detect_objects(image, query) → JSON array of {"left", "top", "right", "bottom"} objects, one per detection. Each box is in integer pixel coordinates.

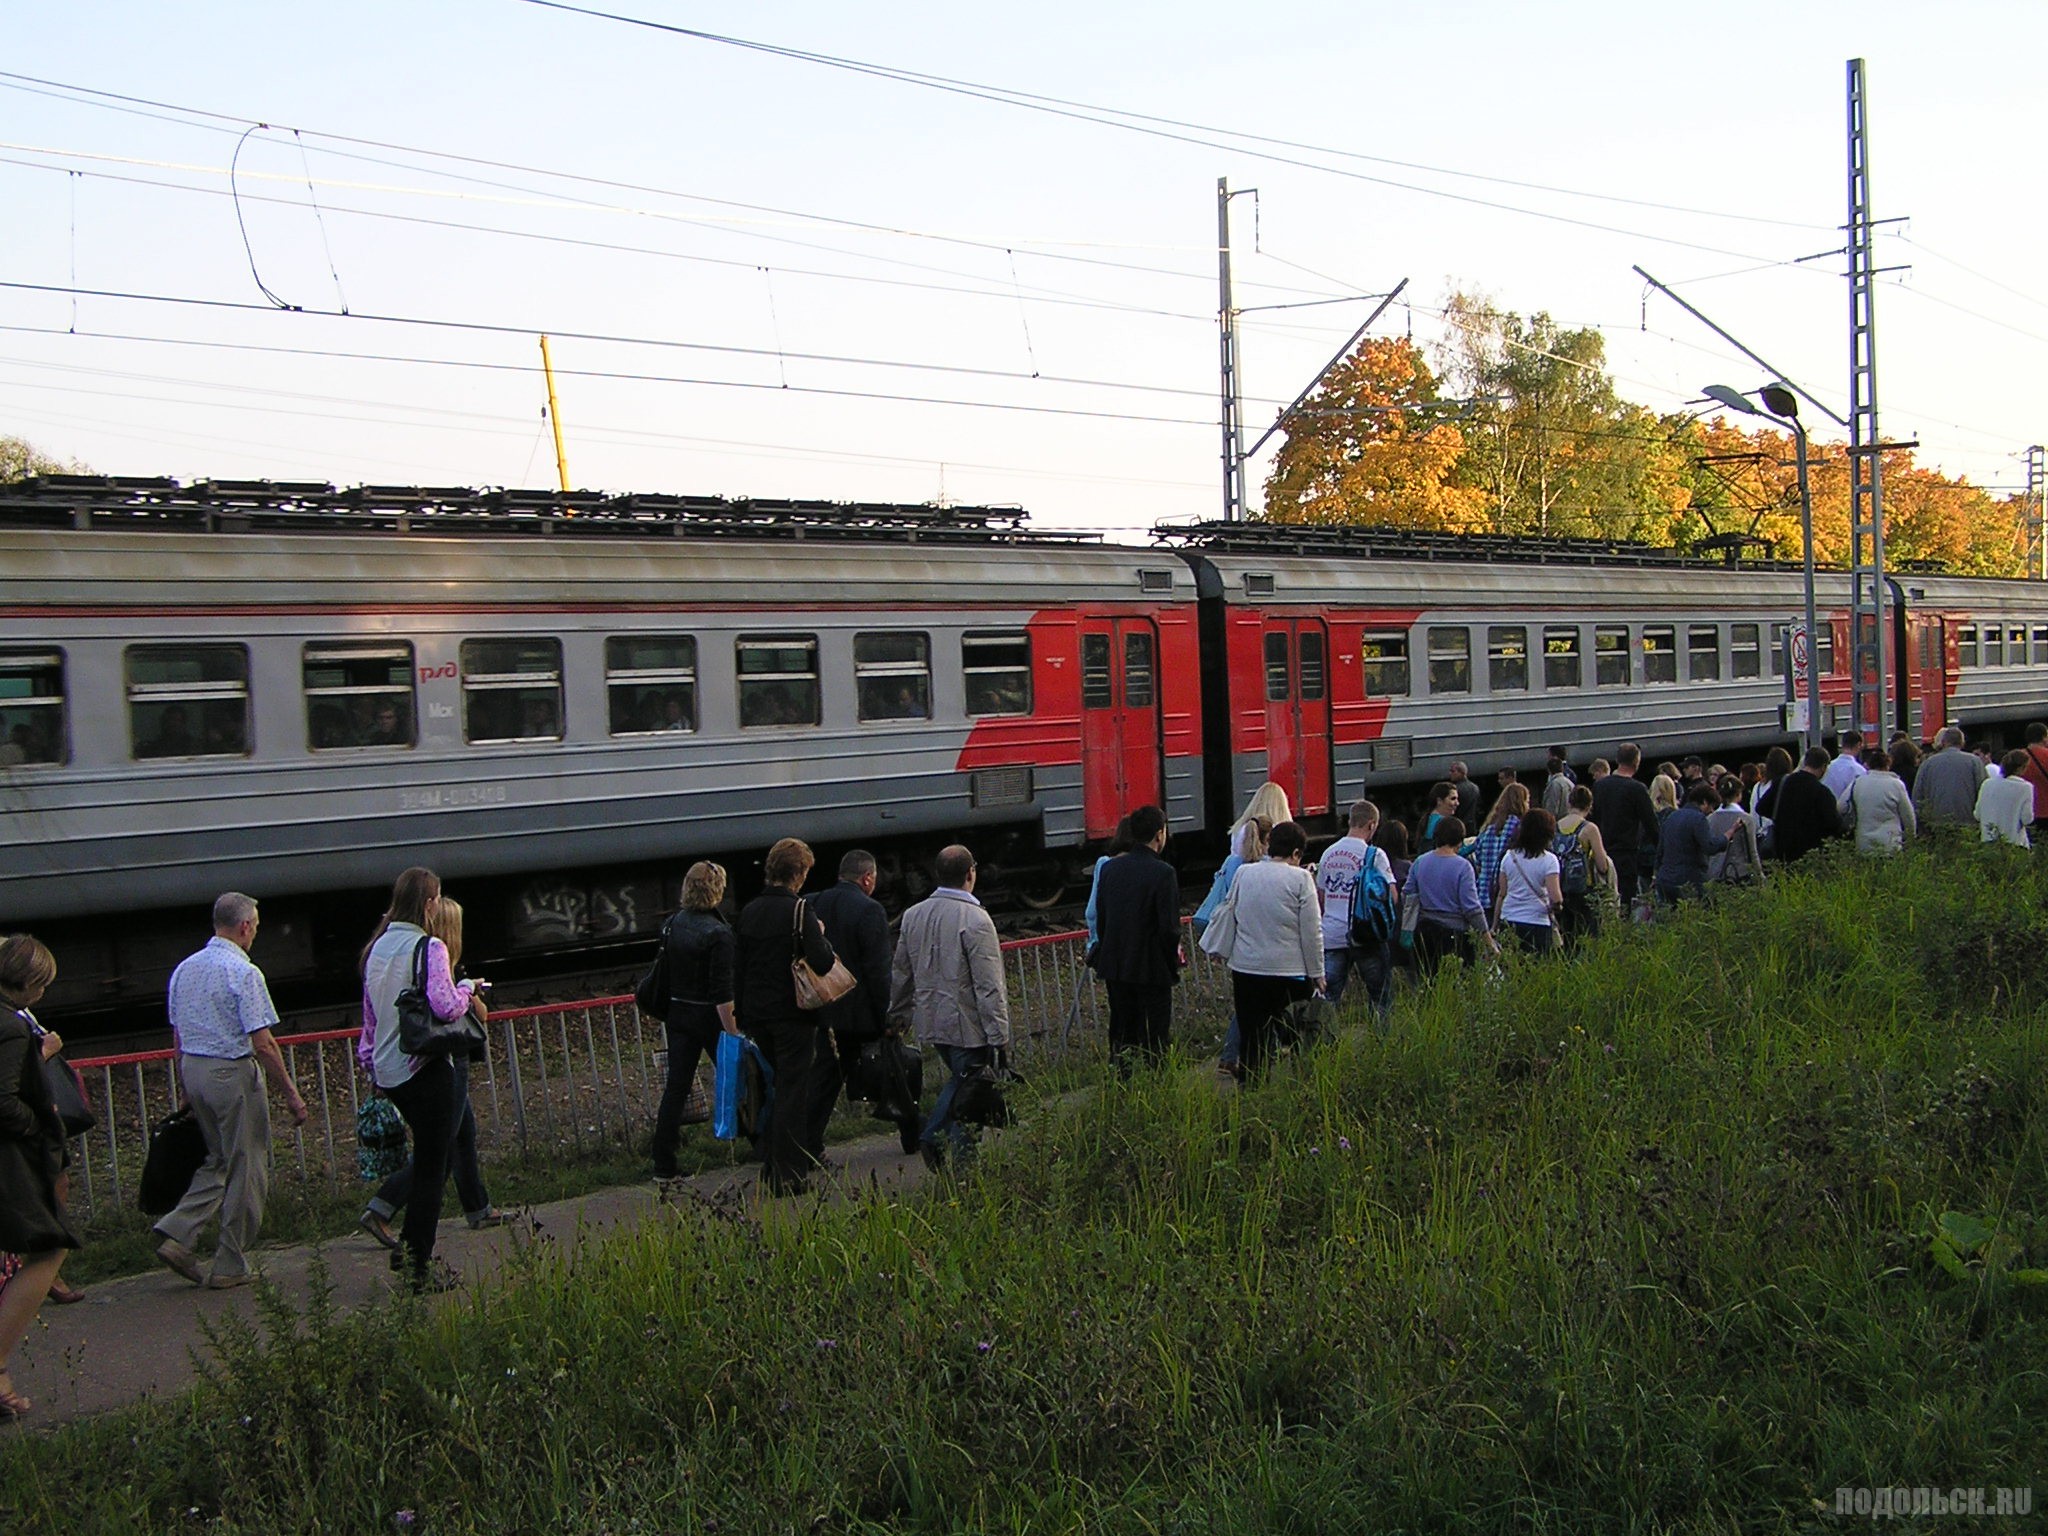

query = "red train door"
[
  {"left": 1912, "top": 615, "right": 1949, "bottom": 738},
  {"left": 1080, "top": 618, "right": 1164, "bottom": 837},
  {"left": 1261, "top": 617, "right": 1333, "bottom": 818}
]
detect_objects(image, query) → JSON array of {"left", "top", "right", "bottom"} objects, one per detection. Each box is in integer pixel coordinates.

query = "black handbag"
[
  {"left": 954, "top": 1048, "right": 1019, "bottom": 1130},
  {"left": 396, "top": 936, "right": 489, "bottom": 1058},
  {"left": 43, "top": 1050, "right": 96, "bottom": 1138},
  {"left": 634, "top": 917, "right": 674, "bottom": 1020},
  {"left": 138, "top": 1107, "right": 208, "bottom": 1215},
  {"left": 854, "top": 1036, "right": 924, "bottom": 1125}
]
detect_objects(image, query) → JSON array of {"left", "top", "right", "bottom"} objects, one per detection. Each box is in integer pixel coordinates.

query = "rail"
[{"left": 59, "top": 924, "right": 1231, "bottom": 1224}]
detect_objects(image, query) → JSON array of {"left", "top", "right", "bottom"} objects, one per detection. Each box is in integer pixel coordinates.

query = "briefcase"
[{"left": 138, "top": 1107, "right": 208, "bottom": 1215}]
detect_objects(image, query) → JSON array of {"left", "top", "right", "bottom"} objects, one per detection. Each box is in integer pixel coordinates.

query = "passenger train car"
[{"left": 3, "top": 478, "right": 2047, "bottom": 1015}]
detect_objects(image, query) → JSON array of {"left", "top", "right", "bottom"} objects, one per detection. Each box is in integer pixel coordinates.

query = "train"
[{"left": 4, "top": 475, "right": 2047, "bottom": 1017}]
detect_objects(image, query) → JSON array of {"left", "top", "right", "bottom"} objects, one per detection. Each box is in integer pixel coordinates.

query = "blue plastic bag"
[{"left": 713, "top": 1032, "right": 774, "bottom": 1142}]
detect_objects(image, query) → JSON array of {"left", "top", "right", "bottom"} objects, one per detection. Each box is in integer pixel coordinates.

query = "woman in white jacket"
[
  {"left": 1846, "top": 745, "right": 1918, "bottom": 855},
  {"left": 1209, "top": 821, "right": 1323, "bottom": 1078}
]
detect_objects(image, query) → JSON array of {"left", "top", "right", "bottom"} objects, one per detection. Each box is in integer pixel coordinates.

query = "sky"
[{"left": 2, "top": 1, "right": 2042, "bottom": 540}]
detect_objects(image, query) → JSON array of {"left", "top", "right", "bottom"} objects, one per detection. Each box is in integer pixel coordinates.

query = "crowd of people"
[{"left": 3, "top": 718, "right": 2044, "bottom": 1419}]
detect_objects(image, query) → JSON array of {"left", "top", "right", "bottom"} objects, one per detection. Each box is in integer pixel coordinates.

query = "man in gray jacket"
[
  {"left": 890, "top": 845, "right": 1010, "bottom": 1170},
  {"left": 1912, "top": 727, "right": 1986, "bottom": 828}
]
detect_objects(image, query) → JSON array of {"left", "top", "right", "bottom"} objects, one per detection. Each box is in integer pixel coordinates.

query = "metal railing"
[{"left": 62, "top": 925, "right": 1233, "bottom": 1224}]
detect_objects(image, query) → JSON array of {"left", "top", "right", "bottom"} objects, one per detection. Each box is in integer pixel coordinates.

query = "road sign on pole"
[{"left": 1789, "top": 622, "right": 1811, "bottom": 686}]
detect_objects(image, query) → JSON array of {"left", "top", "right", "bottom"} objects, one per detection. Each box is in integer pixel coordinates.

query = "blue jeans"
[
  {"left": 920, "top": 1043, "right": 993, "bottom": 1163},
  {"left": 1329, "top": 944, "right": 1394, "bottom": 1019}
]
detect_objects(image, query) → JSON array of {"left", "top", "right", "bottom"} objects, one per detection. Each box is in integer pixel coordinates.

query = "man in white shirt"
[
  {"left": 1314, "top": 801, "right": 1396, "bottom": 1015},
  {"left": 1820, "top": 730, "right": 1867, "bottom": 810}
]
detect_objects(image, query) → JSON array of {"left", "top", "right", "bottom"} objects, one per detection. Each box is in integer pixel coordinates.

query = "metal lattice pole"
[{"left": 1846, "top": 57, "right": 1889, "bottom": 738}]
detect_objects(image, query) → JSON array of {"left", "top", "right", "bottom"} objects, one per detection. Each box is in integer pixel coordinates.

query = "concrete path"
[{"left": 5, "top": 1131, "right": 931, "bottom": 1429}]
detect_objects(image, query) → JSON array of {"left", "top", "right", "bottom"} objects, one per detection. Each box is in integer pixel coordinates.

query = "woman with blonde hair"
[
  {"left": 359, "top": 896, "right": 507, "bottom": 1253},
  {"left": 1650, "top": 773, "right": 1681, "bottom": 824},
  {"left": 1471, "top": 781, "right": 1529, "bottom": 924},
  {"left": 650, "top": 861, "right": 739, "bottom": 1185},
  {"left": 0, "top": 934, "right": 78, "bottom": 1417},
  {"left": 736, "top": 838, "right": 836, "bottom": 1195},
  {"left": 1229, "top": 782, "right": 1291, "bottom": 860}
]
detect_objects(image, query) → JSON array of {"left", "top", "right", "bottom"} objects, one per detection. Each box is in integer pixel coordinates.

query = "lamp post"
[{"left": 1704, "top": 382, "right": 1820, "bottom": 757}]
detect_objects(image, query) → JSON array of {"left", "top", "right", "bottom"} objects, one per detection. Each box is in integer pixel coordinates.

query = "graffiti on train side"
[{"left": 511, "top": 876, "right": 664, "bottom": 946}]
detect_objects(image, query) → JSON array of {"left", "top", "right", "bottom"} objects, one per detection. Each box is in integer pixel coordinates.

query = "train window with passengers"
[
  {"left": 1427, "top": 627, "right": 1470, "bottom": 695},
  {"left": 855, "top": 632, "right": 932, "bottom": 722},
  {"left": 1595, "top": 626, "right": 1630, "bottom": 687},
  {"left": 2009, "top": 624, "right": 2028, "bottom": 665},
  {"left": 1360, "top": 632, "right": 1409, "bottom": 696},
  {"left": 1688, "top": 625, "right": 1721, "bottom": 682},
  {"left": 1641, "top": 626, "right": 1678, "bottom": 684},
  {"left": 1731, "top": 623, "right": 1761, "bottom": 679},
  {"left": 1542, "top": 626, "right": 1580, "bottom": 690},
  {"left": 128, "top": 645, "right": 250, "bottom": 759},
  {"left": 460, "top": 638, "right": 564, "bottom": 743},
  {"left": 737, "top": 635, "right": 820, "bottom": 728},
  {"left": 1958, "top": 625, "right": 1977, "bottom": 667},
  {"left": 303, "top": 643, "right": 415, "bottom": 751},
  {"left": 606, "top": 636, "right": 696, "bottom": 735},
  {"left": 962, "top": 631, "right": 1031, "bottom": 716},
  {"left": 0, "top": 650, "right": 66, "bottom": 765},
  {"left": 1487, "top": 626, "right": 1527, "bottom": 692}
]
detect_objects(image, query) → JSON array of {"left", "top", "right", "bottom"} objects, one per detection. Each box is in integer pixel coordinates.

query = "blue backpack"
[
  {"left": 1553, "top": 825, "right": 1589, "bottom": 895},
  {"left": 1347, "top": 856, "right": 1400, "bottom": 948}
]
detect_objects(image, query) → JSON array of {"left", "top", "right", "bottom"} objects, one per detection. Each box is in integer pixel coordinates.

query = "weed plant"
[{"left": 4, "top": 844, "right": 2044, "bottom": 1533}]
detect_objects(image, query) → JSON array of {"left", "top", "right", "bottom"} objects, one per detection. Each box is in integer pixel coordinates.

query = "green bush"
[{"left": 6, "top": 845, "right": 2044, "bottom": 1533}]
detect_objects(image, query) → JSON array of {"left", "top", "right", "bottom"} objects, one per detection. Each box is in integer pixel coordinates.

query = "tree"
[
  {"left": 1259, "top": 337, "right": 1488, "bottom": 531},
  {"left": 0, "top": 434, "right": 80, "bottom": 484}
]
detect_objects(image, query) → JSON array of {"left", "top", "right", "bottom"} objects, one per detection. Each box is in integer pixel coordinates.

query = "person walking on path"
[
  {"left": 1655, "top": 783, "right": 1730, "bottom": 905},
  {"left": 1847, "top": 746, "right": 1918, "bottom": 854},
  {"left": 153, "top": 893, "right": 307, "bottom": 1290},
  {"left": 1314, "top": 800, "right": 1395, "bottom": 1013},
  {"left": 1194, "top": 816, "right": 1267, "bottom": 1079},
  {"left": 1493, "top": 809, "right": 1564, "bottom": 952},
  {"left": 1769, "top": 748, "right": 1845, "bottom": 862},
  {"left": 1821, "top": 731, "right": 1868, "bottom": 810},
  {"left": 1472, "top": 783, "right": 1529, "bottom": 924},
  {"left": 1542, "top": 750, "right": 1576, "bottom": 820},
  {"left": 646, "top": 862, "right": 739, "bottom": 1185},
  {"left": 2012, "top": 723, "right": 2048, "bottom": 838},
  {"left": 891, "top": 845, "right": 1009, "bottom": 1170},
  {"left": 357, "top": 896, "right": 507, "bottom": 1246},
  {"left": 1554, "top": 786, "right": 1616, "bottom": 944},
  {"left": 1409, "top": 818, "right": 1499, "bottom": 972},
  {"left": 735, "top": 838, "right": 839, "bottom": 1197},
  {"left": 1590, "top": 744, "right": 1661, "bottom": 909},
  {"left": 1913, "top": 727, "right": 1987, "bottom": 829},
  {"left": 805, "top": 849, "right": 895, "bottom": 1161},
  {"left": 0, "top": 935, "right": 78, "bottom": 1419},
  {"left": 360, "top": 870, "right": 480, "bottom": 1291},
  {"left": 1447, "top": 761, "right": 1480, "bottom": 826},
  {"left": 1976, "top": 750, "right": 2035, "bottom": 848},
  {"left": 1092, "top": 806, "right": 1183, "bottom": 1075},
  {"left": 1706, "top": 776, "right": 1763, "bottom": 886},
  {"left": 1210, "top": 821, "right": 1324, "bottom": 1079}
]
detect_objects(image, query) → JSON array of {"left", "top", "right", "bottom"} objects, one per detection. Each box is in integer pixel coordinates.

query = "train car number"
[{"left": 399, "top": 784, "right": 509, "bottom": 811}]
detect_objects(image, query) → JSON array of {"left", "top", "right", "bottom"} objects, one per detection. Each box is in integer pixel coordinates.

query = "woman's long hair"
[
  {"left": 425, "top": 895, "right": 465, "bottom": 970},
  {"left": 1231, "top": 782, "right": 1291, "bottom": 855},
  {"left": 361, "top": 865, "right": 441, "bottom": 974},
  {"left": 1483, "top": 782, "right": 1529, "bottom": 832}
]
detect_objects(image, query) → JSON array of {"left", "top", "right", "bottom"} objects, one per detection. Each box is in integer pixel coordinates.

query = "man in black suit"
[
  {"left": 1091, "top": 804, "right": 1183, "bottom": 1074},
  {"left": 1770, "top": 747, "right": 1844, "bottom": 862},
  {"left": 1589, "top": 742, "right": 1662, "bottom": 906},
  {"left": 803, "top": 849, "right": 894, "bottom": 1166}
]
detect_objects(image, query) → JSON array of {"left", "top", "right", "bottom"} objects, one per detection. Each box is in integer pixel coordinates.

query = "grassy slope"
[{"left": 5, "top": 844, "right": 2044, "bottom": 1534}]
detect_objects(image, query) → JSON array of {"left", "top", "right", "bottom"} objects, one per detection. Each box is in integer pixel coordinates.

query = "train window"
[
  {"left": 128, "top": 644, "right": 250, "bottom": 759},
  {"left": 1080, "top": 634, "right": 1113, "bottom": 709},
  {"left": 1124, "top": 631, "right": 1156, "bottom": 708},
  {"left": 1816, "top": 624, "right": 1836, "bottom": 674},
  {"left": 1958, "top": 625, "right": 1977, "bottom": 667},
  {"left": 963, "top": 632, "right": 1032, "bottom": 716},
  {"left": 1427, "top": 627, "right": 1470, "bottom": 695},
  {"left": 303, "top": 642, "right": 415, "bottom": 751},
  {"left": 736, "top": 635, "right": 820, "bottom": 728},
  {"left": 2035, "top": 626, "right": 2048, "bottom": 664},
  {"left": 1360, "top": 632, "right": 1410, "bottom": 696},
  {"left": 1487, "top": 626, "right": 1527, "bottom": 693},
  {"left": 2009, "top": 625, "right": 2028, "bottom": 664},
  {"left": 1543, "top": 627, "right": 1581, "bottom": 690},
  {"left": 0, "top": 649, "right": 66, "bottom": 765},
  {"left": 1769, "top": 622, "right": 1788, "bottom": 676},
  {"left": 1298, "top": 630, "right": 1326, "bottom": 701},
  {"left": 1641, "top": 626, "right": 1677, "bottom": 684},
  {"left": 1983, "top": 625, "right": 2003, "bottom": 666},
  {"left": 854, "top": 632, "right": 931, "bottom": 723},
  {"left": 1595, "top": 627, "right": 1630, "bottom": 687},
  {"left": 460, "top": 638, "right": 564, "bottom": 743},
  {"left": 1731, "top": 624, "right": 1761, "bottom": 679},
  {"left": 1264, "top": 632, "right": 1290, "bottom": 702},
  {"left": 606, "top": 635, "right": 696, "bottom": 735},
  {"left": 1688, "top": 625, "right": 1721, "bottom": 683}
]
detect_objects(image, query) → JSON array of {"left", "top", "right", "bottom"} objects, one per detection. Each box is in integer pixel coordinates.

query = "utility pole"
[
  {"left": 1844, "top": 58, "right": 1890, "bottom": 738},
  {"left": 1217, "top": 178, "right": 1250, "bottom": 522},
  {"left": 2026, "top": 445, "right": 2046, "bottom": 580}
]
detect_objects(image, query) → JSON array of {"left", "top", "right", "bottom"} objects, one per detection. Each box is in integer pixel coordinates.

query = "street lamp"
[{"left": 1704, "top": 382, "right": 1820, "bottom": 758}]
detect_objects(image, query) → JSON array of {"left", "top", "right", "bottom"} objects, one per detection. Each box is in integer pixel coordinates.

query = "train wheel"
[{"left": 1013, "top": 867, "right": 1069, "bottom": 911}]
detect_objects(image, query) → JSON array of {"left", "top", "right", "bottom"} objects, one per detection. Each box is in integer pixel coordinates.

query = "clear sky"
[{"left": 2, "top": 2, "right": 2041, "bottom": 539}]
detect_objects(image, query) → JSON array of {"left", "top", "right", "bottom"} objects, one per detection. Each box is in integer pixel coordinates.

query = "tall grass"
[{"left": 6, "top": 844, "right": 2044, "bottom": 1533}]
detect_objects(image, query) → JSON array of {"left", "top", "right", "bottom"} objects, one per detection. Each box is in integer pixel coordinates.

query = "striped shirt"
[{"left": 167, "top": 936, "right": 279, "bottom": 1059}]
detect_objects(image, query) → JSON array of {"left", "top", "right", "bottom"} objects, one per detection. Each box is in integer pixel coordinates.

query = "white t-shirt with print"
[{"left": 1314, "top": 835, "right": 1393, "bottom": 951}]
